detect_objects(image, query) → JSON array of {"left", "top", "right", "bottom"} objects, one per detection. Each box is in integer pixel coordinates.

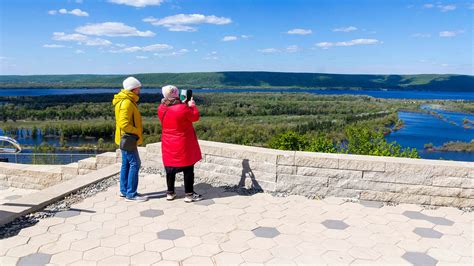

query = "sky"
[{"left": 0, "top": 0, "right": 472, "bottom": 75}]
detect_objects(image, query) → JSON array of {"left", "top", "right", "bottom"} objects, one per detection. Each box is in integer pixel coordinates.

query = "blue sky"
[{"left": 0, "top": 0, "right": 472, "bottom": 75}]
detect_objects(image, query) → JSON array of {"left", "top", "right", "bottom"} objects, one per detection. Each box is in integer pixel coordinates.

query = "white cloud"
[
  {"left": 438, "top": 4, "right": 456, "bottom": 12},
  {"left": 154, "top": 48, "right": 189, "bottom": 57},
  {"left": 286, "top": 45, "right": 300, "bottom": 53},
  {"left": 412, "top": 33, "right": 431, "bottom": 38},
  {"left": 108, "top": 0, "right": 164, "bottom": 8},
  {"left": 85, "top": 38, "right": 113, "bottom": 46},
  {"left": 469, "top": 3, "right": 474, "bottom": 9},
  {"left": 75, "top": 49, "right": 85, "bottom": 54},
  {"left": 287, "top": 28, "right": 312, "bottom": 35},
  {"left": 333, "top": 26, "right": 357, "bottom": 32},
  {"left": 53, "top": 32, "right": 88, "bottom": 42},
  {"left": 316, "top": 38, "right": 381, "bottom": 49},
  {"left": 76, "top": 22, "right": 155, "bottom": 37},
  {"left": 49, "top": 8, "right": 89, "bottom": 16},
  {"left": 241, "top": 35, "right": 251, "bottom": 39},
  {"left": 111, "top": 43, "right": 173, "bottom": 53},
  {"left": 222, "top": 36, "right": 238, "bottom": 41},
  {"left": 43, "top": 44, "right": 65, "bottom": 48},
  {"left": 258, "top": 48, "right": 280, "bottom": 53},
  {"left": 70, "top": 9, "right": 89, "bottom": 16},
  {"left": 143, "top": 14, "right": 231, "bottom": 32},
  {"left": 76, "top": 0, "right": 83, "bottom": 3},
  {"left": 439, "top": 30, "right": 464, "bottom": 37},
  {"left": 423, "top": 4, "right": 434, "bottom": 9},
  {"left": 52, "top": 32, "right": 112, "bottom": 46},
  {"left": 136, "top": 56, "right": 148, "bottom": 59}
]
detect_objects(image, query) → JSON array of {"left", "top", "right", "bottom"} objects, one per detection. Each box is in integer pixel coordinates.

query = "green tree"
[
  {"left": 268, "top": 131, "right": 310, "bottom": 151},
  {"left": 306, "top": 134, "right": 337, "bottom": 153}
]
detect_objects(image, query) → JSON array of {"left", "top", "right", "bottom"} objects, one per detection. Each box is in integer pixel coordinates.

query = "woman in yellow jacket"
[{"left": 112, "top": 77, "right": 147, "bottom": 202}]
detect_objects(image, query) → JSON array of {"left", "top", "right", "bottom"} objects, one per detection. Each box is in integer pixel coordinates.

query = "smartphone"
[{"left": 179, "top": 89, "right": 193, "bottom": 102}]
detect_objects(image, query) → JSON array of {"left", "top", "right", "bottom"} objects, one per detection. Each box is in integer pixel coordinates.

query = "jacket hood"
[{"left": 112, "top": 89, "right": 139, "bottom": 106}]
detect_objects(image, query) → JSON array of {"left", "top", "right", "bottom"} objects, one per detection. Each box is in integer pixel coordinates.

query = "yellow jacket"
[{"left": 112, "top": 90, "right": 143, "bottom": 146}]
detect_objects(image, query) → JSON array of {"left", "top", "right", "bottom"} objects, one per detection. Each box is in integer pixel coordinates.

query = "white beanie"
[
  {"left": 162, "top": 85, "right": 179, "bottom": 99},
  {"left": 123, "top": 77, "right": 142, "bottom": 91}
]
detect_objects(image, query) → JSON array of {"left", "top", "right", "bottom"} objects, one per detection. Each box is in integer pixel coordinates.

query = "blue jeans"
[{"left": 120, "top": 149, "right": 141, "bottom": 198}]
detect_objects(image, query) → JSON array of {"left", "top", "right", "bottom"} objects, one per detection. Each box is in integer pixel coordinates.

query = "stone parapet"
[{"left": 145, "top": 140, "right": 474, "bottom": 207}]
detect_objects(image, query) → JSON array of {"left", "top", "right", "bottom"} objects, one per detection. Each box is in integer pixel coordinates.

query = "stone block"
[
  {"left": 145, "top": 152, "right": 162, "bottom": 163},
  {"left": 338, "top": 158, "right": 385, "bottom": 172},
  {"left": 146, "top": 143, "right": 162, "bottom": 154},
  {"left": 277, "top": 165, "right": 296, "bottom": 175},
  {"left": 205, "top": 155, "right": 242, "bottom": 168},
  {"left": 62, "top": 174, "right": 77, "bottom": 181},
  {"left": 276, "top": 174, "right": 329, "bottom": 195},
  {"left": 294, "top": 152, "right": 339, "bottom": 168},
  {"left": 61, "top": 163, "right": 78, "bottom": 176},
  {"left": 460, "top": 189, "right": 473, "bottom": 199},
  {"left": 78, "top": 169, "right": 93, "bottom": 175},
  {"left": 297, "top": 167, "right": 362, "bottom": 179},
  {"left": 363, "top": 171, "right": 430, "bottom": 185},
  {"left": 96, "top": 164, "right": 109, "bottom": 170},
  {"left": 325, "top": 188, "right": 362, "bottom": 198},
  {"left": 385, "top": 160, "right": 472, "bottom": 178},
  {"left": 276, "top": 151, "right": 296, "bottom": 166},
  {"left": 430, "top": 196, "right": 474, "bottom": 207},
  {"left": 360, "top": 191, "right": 431, "bottom": 205},
  {"left": 78, "top": 157, "right": 97, "bottom": 170},
  {"left": 96, "top": 152, "right": 117, "bottom": 165}
]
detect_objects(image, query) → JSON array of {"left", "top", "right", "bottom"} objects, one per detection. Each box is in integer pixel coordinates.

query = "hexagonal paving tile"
[
  {"left": 252, "top": 226, "right": 280, "bottom": 238},
  {"left": 17, "top": 253, "right": 52, "bottom": 266},
  {"left": 322, "top": 219, "right": 349, "bottom": 230},
  {"left": 413, "top": 227, "right": 443, "bottom": 239},
  {"left": 359, "top": 200, "right": 383, "bottom": 208},
  {"left": 140, "top": 209, "right": 164, "bottom": 218},
  {"left": 402, "top": 211, "right": 455, "bottom": 226},
  {"left": 194, "top": 199, "right": 215, "bottom": 206},
  {"left": 54, "top": 210, "right": 81, "bottom": 218},
  {"left": 402, "top": 211, "right": 427, "bottom": 220},
  {"left": 425, "top": 216, "right": 454, "bottom": 226},
  {"left": 402, "top": 252, "right": 438, "bottom": 266},
  {"left": 157, "top": 229, "right": 185, "bottom": 240}
]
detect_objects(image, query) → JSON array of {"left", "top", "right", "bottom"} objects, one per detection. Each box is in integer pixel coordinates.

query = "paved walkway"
[
  {"left": 0, "top": 187, "right": 38, "bottom": 205},
  {"left": 0, "top": 173, "right": 472, "bottom": 265}
]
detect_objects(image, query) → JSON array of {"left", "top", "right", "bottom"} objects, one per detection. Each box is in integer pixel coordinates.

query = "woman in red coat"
[{"left": 158, "top": 85, "right": 203, "bottom": 203}]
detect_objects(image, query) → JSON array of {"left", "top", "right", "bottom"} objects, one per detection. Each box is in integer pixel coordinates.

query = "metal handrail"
[{"left": 0, "top": 153, "right": 97, "bottom": 164}]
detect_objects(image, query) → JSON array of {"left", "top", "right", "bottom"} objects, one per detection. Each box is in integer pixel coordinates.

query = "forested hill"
[{"left": 0, "top": 72, "right": 473, "bottom": 91}]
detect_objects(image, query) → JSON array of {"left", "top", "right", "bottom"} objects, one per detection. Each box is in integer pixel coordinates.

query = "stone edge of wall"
[
  {"left": 0, "top": 163, "right": 121, "bottom": 227},
  {"left": 0, "top": 152, "right": 119, "bottom": 190},
  {"left": 145, "top": 140, "right": 474, "bottom": 208}
]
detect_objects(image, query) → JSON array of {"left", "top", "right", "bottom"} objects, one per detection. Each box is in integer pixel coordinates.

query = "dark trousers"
[{"left": 165, "top": 165, "right": 194, "bottom": 194}]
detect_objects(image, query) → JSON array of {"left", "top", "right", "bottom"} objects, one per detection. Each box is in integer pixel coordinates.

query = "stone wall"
[
  {"left": 145, "top": 140, "right": 474, "bottom": 207},
  {"left": 0, "top": 152, "right": 118, "bottom": 190}
]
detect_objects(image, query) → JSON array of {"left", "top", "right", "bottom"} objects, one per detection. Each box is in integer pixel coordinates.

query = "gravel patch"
[{"left": 0, "top": 174, "right": 119, "bottom": 239}]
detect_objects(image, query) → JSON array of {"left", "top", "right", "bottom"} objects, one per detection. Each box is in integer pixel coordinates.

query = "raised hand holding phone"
[{"left": 187, "top": 97, "right": 195, "bottom": 107}]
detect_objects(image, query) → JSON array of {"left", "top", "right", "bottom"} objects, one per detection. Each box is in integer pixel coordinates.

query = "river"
[{"left": 1, "top": 88, "right": 473, "bottom": 100}]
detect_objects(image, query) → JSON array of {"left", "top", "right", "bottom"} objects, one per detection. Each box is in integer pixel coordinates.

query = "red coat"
[{"left": 158, "top": 103, "right": 202, "bottom": 167}]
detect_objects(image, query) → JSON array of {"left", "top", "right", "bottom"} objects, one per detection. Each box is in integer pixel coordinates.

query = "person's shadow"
[{"left": 238, "top": 159, "right": 262, "bottom": 191}]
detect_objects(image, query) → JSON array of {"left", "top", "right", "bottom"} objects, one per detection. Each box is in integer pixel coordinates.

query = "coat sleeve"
[
  {"left": 118, "top": 101, "right": 140, "bottom": 135},
  {"left": 185, "top": 105, "right": 200, "bottom": 122}
]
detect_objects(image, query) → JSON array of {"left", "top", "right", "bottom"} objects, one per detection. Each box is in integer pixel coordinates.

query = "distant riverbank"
[{"left": 1, "top": 88, "right": 474, "bottom": 100}]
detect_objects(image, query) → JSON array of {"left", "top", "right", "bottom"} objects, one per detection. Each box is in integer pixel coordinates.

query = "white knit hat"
[
  {"left": 123, "top": 77, "right": 142, "bottom": 91},
  {"left": 162, "top": 85, "right": 179, "bottom": 99}
]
